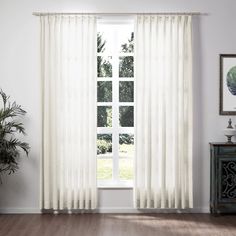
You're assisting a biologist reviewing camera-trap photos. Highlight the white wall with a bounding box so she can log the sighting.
[0,0,236,213]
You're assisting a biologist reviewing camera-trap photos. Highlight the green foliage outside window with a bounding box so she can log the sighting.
[119,32,134,78]
[97,139,112,154]
[97,33,112,78]
[97,134,112,154]
[119,106,134,127]
[97,81,112,102]
[119,81,134,102]
[97,106,112,127]
[119,134,134,145]
[119,56,134,77]
[120,32,134,53]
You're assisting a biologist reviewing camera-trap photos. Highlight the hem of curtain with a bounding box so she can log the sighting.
[41,208,97,212]
[134,206,194,210]
[134,200,193,209]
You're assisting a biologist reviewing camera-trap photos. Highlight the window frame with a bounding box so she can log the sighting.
[97,20,134,187]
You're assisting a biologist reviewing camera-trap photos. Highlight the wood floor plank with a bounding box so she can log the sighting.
[1,214,236,236]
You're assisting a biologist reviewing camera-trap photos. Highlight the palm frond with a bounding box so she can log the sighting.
[4,121,26,135]
[0,89,30,180]
[0,89,9,110]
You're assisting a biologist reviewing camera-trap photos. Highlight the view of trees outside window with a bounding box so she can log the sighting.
[97,23,134,184]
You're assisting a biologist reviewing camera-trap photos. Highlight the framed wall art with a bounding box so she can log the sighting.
[220,54,236,115]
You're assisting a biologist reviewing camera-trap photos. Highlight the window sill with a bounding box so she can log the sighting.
[98,186,133,190]
[97,180,133,189]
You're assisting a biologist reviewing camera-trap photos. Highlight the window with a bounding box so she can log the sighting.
[97,21,134,187]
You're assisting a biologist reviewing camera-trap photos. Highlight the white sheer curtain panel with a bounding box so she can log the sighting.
[134,15,193,209]
[40,15,97,210]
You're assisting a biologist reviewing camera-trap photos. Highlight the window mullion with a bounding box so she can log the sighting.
[97,77,112,82]
[97,127,113,134]
[118,78,134,81]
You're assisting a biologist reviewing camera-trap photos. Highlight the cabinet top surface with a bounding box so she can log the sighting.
[209,142,236,146]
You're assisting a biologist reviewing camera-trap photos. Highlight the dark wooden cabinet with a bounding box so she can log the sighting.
[210,143,236,214]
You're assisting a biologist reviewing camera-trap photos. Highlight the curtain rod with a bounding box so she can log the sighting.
[32,12,204,16]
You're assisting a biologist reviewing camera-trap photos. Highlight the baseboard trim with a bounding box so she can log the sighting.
[0,208,41,214]
[0,207,209,214]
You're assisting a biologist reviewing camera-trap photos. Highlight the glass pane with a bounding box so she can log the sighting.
[119,134,134,180]
[97,32,106,53]
[97,81,112,102]
[119,81,134,102]
[97,26,113,53]
[120,32,134,53]
[119,56,134,77]
[119,106,134,127]
[97,106,112,127]
[97,134,112,180]
[119,134,134,158]
[97,134,112,156]
[97,56,112,77]
[97,159,112,180]
[119,159,133,180]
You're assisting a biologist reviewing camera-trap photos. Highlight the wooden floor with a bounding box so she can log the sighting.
[1,214,236,236]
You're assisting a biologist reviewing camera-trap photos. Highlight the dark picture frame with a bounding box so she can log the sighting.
[220,54,236,115]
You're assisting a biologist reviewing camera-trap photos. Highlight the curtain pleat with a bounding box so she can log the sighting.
[40,15,97,210]
[134,15,193,209]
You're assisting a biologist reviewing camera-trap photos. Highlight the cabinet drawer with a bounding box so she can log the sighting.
[218,146,236,155]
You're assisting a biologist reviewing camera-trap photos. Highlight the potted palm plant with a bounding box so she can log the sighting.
[0,90,29,182]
